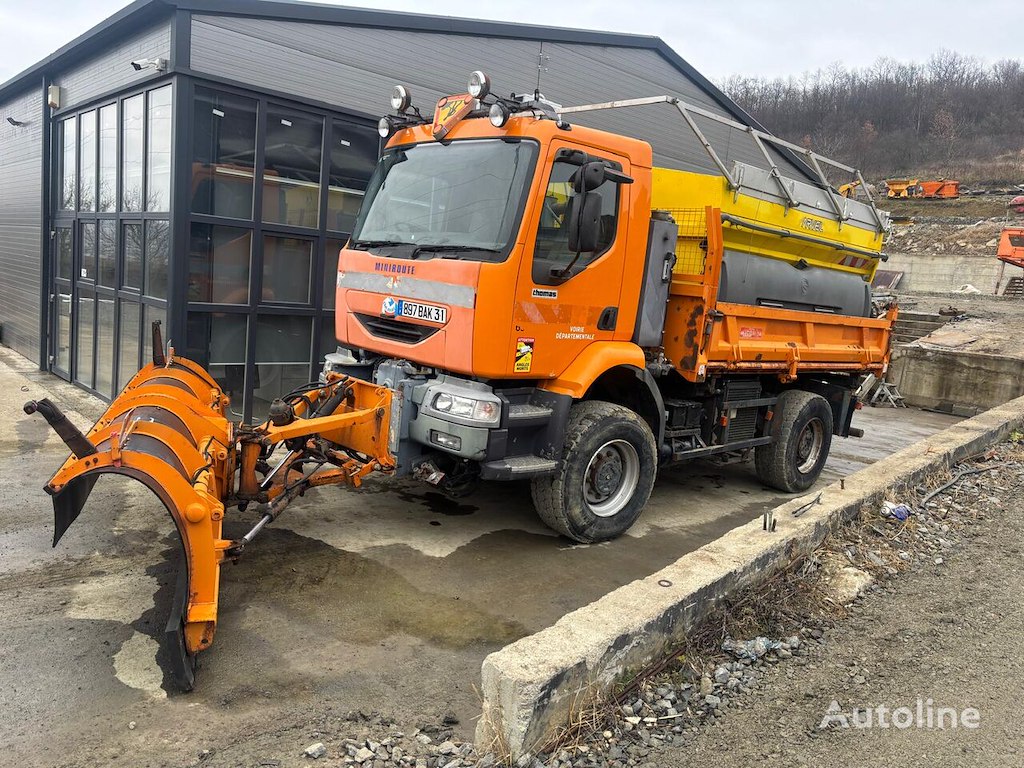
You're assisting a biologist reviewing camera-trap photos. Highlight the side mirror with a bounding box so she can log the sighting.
[567,191,602,253]
[573,161,606,192]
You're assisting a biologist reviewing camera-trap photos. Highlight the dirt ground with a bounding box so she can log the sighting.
[895,292,1024,360]
[650,442,1024,768]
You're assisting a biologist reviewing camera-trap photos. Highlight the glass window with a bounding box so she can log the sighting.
[146,86,172,211]
[122,223,143,289]
[532,158,620,285]
[263,107,323,228]
[188,223,251,304]
[327,118,377,233]
[323,238,344,310]
[118,301,140,392]
[98,220,116,287]
[98,104,117,212]
[145,220,169,299]
[142,304,166,367]
[186,312,247,414]
[262,236,312,304]
[96,297,115,397]
[55,287,72,372]
[75,292,95,387]
[122,94,144,211]
[80,222,96,281]
[79,110,96,211]
[352,139,538,259]
[192,88,258,220]
[253,314,313,416]
[59,118,76,211]
[318,320,338,363]
[57,227,73,280]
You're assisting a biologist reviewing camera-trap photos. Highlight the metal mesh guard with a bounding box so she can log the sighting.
[663,208,707,276]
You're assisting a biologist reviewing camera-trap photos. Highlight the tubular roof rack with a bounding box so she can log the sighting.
[559,95,887,235]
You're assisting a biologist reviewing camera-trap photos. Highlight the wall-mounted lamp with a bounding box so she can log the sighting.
[6,117,25,127]
[130,57,167,72]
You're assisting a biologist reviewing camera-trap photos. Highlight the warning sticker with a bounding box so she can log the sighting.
[514,337,535,373]
[739,326,764,340]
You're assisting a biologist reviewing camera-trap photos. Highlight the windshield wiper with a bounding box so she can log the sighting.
[350,239,409,250]
[410,244,502,259]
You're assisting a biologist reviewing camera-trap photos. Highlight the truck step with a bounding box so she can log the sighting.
[507,403,553,426]
[480,455,559,480]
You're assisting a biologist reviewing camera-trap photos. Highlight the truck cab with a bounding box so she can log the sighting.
[326,74,895,542]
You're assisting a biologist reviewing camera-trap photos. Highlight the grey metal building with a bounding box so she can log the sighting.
[0,0,804,420]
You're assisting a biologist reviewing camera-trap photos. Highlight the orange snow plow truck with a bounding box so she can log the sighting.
[26,73,895,688]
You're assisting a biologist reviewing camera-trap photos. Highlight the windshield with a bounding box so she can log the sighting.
[350,138,539,260]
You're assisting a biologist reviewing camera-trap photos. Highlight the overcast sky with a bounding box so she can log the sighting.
[0,0,1019,85]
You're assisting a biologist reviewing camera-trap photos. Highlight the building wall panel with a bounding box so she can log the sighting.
[0,87,43,361]
[189,15,804,178]
[55,19,172,110]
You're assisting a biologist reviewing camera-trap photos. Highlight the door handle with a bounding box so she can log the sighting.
[597,306,618,331]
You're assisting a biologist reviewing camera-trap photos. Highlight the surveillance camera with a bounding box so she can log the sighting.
[130,57,167,72]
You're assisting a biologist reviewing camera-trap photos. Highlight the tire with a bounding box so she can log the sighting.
[755,390,833,492]
[531,400,657,543]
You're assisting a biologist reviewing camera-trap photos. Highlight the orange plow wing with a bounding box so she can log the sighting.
[26,329,394,689]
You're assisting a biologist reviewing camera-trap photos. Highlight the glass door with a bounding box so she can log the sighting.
[50,226,74,379]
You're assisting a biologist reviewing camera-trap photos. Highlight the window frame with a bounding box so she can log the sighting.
[530,152,624,286]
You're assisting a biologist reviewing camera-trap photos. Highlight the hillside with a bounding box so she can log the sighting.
[721,51,1024,185]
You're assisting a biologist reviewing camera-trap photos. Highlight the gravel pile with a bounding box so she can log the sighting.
[296,712,496,768]
[887,216,1005,253]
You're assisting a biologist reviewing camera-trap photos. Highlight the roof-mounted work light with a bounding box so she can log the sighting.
[468,71,491,100]
[390,85,412,113]
[489,102,511,128]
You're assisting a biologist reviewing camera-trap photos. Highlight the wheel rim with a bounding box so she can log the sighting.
[795,418,825,474]
[582,439,640,518]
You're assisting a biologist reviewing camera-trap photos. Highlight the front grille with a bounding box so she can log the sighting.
[355,313,440,344]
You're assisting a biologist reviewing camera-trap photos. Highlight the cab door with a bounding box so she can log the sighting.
[510,143,630,378]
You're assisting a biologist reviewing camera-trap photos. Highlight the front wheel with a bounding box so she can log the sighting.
[755,390,834,492]
[531,401,657,543]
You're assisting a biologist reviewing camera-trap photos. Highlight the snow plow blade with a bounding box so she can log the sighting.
[26,327,395,689]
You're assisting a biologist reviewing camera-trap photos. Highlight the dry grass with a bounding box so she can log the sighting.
[533,682,610,758]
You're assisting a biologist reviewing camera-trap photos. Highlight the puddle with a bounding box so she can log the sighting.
[395,490,478,516]
[221,526,527,649]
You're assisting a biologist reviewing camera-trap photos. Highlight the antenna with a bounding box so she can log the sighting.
[536,42,549,93]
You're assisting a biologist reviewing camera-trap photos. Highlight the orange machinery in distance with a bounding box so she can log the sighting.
[997,227,1024,269]
[884,178,961,199]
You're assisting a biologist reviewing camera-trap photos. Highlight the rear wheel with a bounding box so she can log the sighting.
[531,401,657,543]
[755,390,833,492]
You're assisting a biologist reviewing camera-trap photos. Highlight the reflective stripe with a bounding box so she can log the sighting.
[337,271,475,309]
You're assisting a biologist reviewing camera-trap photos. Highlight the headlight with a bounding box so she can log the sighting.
[468,70,491,99]
[377,116,392,138]
[431,391,500,424]
[489,102,511,128]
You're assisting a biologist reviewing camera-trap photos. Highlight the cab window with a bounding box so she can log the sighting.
[532,158,620,285]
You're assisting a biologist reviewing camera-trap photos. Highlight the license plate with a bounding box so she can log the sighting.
[396,299,448,324]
